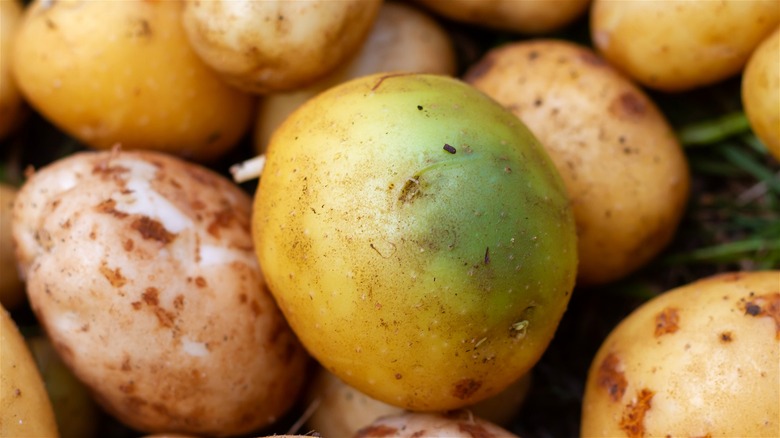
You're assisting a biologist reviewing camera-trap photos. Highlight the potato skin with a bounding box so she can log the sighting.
[253,1,457,153]
[0,305,59,437]
[465,40,690,286]
[742,27,780,160]
[12,0,253,161]
[591,0,780,92]
[12,150,308,435]
[413,0,590,34]
[354,411,520,438]
[0,0,27,139]
[581,271,780,437]
[182,0,382,93]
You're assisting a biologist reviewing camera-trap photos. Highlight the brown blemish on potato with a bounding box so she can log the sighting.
[119,381,135,394]
[207,208,235,238]
[99,262,127,288]
[597,352,627,402]
[140,287,176,328]
[121,357,132,371]
[740,292,780,338]
[654,307,679,337]
[142,287,159,306]
[458,422,496,438]
[610,92,647,119]
[355,424,399,438]
[95,199,129,218]
[250,300,261,316]
[452,378,482,400]
[194,276,207,288]
[410,431,428,438]
[123,238,134,252]
[620,388,654,438]
[720,331,733,343]
[131,216,175,244]
[173,295,184,310]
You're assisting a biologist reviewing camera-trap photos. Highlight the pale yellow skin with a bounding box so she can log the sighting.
[591,0,780,92]
[0,0,27,139]
[182,0,382,94]
[253,1,457,153]
[12,150,309,435]
[305,367,531,437]
[0,305,59,437]
[743,27,780,160]
[581,271,780,437]
[413,0,590,34]
[0,183,25,310]
[12,0,254,161]
[465,40,690,286]
[355,411,520,438]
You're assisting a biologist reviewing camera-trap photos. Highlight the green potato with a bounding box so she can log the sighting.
[253,73,577,411]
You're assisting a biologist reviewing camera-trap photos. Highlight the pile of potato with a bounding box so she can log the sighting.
[1,0,778,437]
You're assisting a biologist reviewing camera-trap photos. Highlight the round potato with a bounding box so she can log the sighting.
[742,27,780,160]
[465,40,690,286]
[0,183,24,310]
[354,411,519,438]
[413,0,590,34]
[0,0,27,139]
[0,305,58,437]
[253,0,457,153]
[182,0,382,94]
[591,0,780,92]
[12,150,309,435]
[581,271,780,437]
[12,0,254,161]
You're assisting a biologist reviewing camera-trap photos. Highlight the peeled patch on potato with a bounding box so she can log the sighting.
[12,150,309,435]
[581,271,780,437]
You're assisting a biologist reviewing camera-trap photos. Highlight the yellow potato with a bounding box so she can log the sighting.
[12,150,309,435]
[591,0,780,92]
[582,271,780,437]
[0,183,24,310]
[253,0,457,153]
[413,0,590,34]
[0,0,27,139]
[182,0,382,94]
[0,305,58,437]
[12,0,254,161]
[465,40,690,286]
[742,27,780,160]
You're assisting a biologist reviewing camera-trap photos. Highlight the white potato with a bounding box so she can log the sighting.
[582,271,780,437]
[182,0,382,93]
[12,150,309,435]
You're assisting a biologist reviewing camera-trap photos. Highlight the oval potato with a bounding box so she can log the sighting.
[581,271,780,437]
[742,27,780,160]
[591,0,780,91]
[465,40,690,286]
[12,0,254,161]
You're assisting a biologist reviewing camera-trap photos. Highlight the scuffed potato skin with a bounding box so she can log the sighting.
[742,28,780,160]
[581,271,780,437]
[12,150,309,435]
[465,40,690,286]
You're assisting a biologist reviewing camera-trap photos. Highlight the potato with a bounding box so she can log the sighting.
[581,271,780,437]
[591,0,780,92]
[28,336,99,438]
[305,367,532,437]
[413,0,590,34]
[253,73,576,411]
[253,1,457,153]
[182,0,382,94]
[12,150,309,435]
[12,0,254,161]
[742,27,780,160]
[0,305,58,437]
[465,40,690,286]
[0,0,27,139]
[0,183,25,310]
[354,411,519,438]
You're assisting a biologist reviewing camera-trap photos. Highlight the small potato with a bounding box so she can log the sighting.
[581,271,780,437]
[0,0,27,139]
[254,0,457,153]
[12,0,254,161]
[182,0,382,94]
[0,183,25,310]
[0,305,58,437]
[354,411,520,438]
[465,40,690,286]
[413,0,590,34]
[591,0,780,92]
[742,27,780,160]
[12,150,309,435]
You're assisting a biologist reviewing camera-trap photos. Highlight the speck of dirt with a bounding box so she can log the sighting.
[619,388,654,438]
[654,307,679,337]
[131,216,175,244]
[452,378,482,400]
[740,293,780,338]
[597,352,627,402]
[719,331,733,343]
[611,92,647,119]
